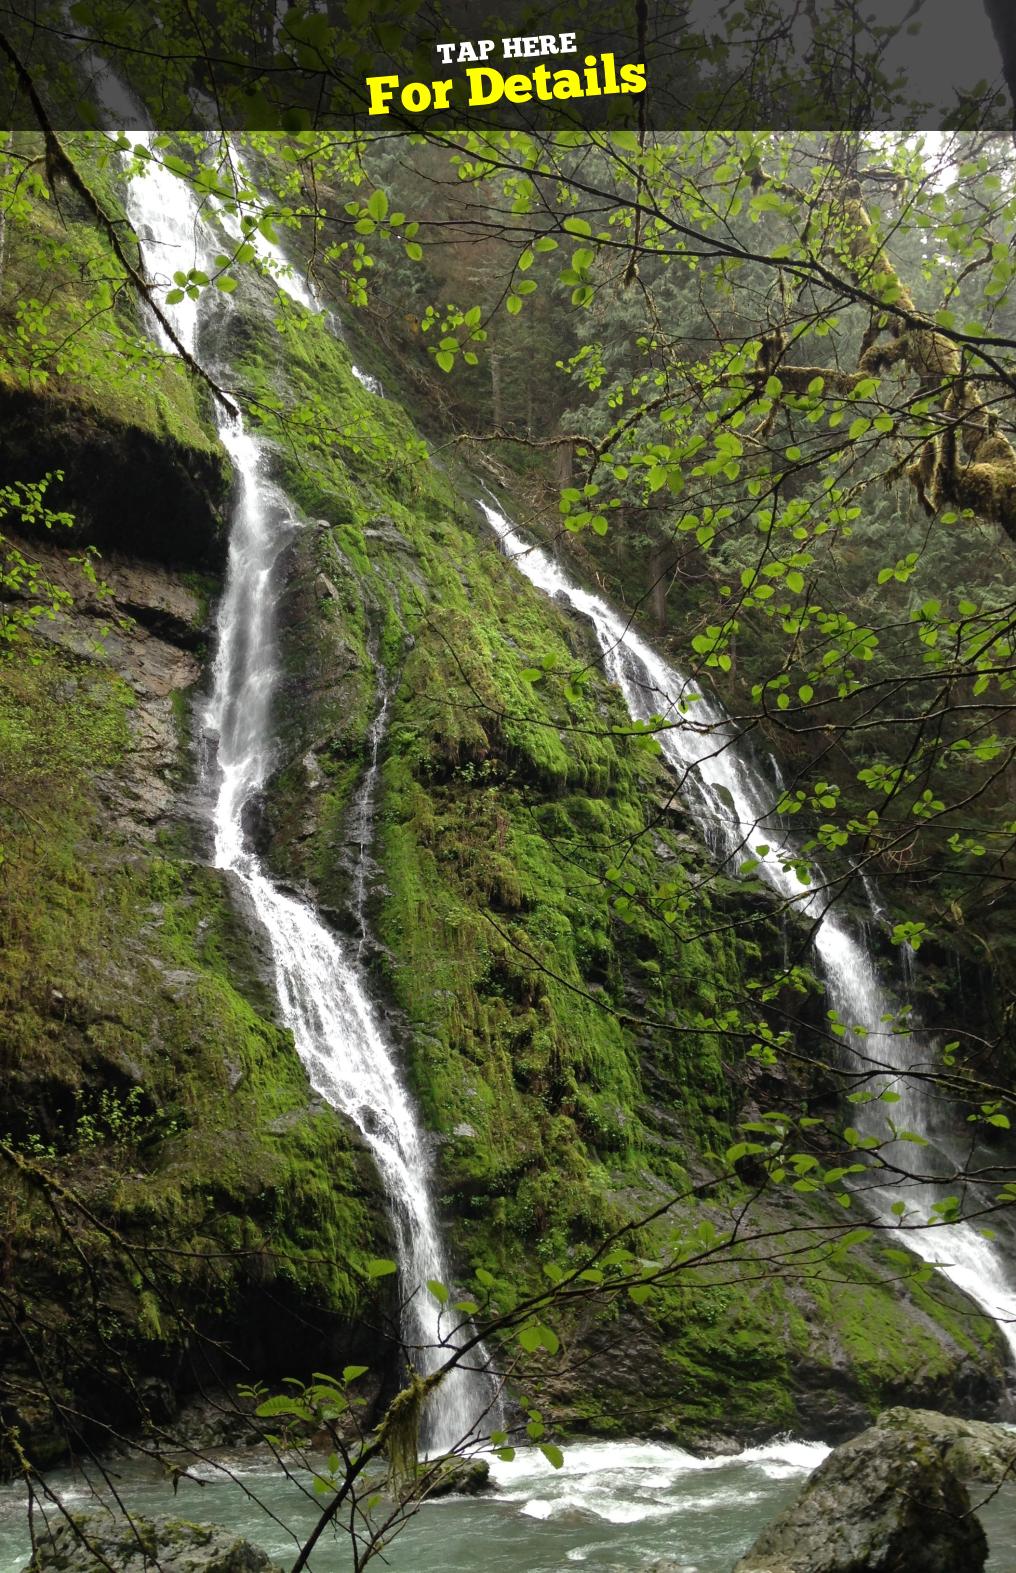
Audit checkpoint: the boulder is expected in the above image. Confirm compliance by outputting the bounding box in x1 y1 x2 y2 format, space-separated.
20 1512 283 1572
875 1405 1016 1483
733 1422 987 1573
421 1453 492 1498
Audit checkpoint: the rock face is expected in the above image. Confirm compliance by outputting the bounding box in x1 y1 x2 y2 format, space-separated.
876 1404 1016 1483
733 1421 987 1573
21 1512 282 1573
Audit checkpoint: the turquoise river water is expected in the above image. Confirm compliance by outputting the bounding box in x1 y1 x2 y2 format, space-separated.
1 1439 1014 1572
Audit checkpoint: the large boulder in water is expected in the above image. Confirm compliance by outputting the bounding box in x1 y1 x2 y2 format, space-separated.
733 1422 987 1573
875 1405 1016 1483
19 1512 283 1572
421 1453 492 1498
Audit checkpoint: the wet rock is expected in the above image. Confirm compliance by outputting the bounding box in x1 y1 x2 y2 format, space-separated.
363 519 416 554
172 1392 264 1451
733 1422 987 1572
20 1511 282 1572
0 385 229 570
875 1405 1016 1483
422 1454 492 1497
601 1562 697 1572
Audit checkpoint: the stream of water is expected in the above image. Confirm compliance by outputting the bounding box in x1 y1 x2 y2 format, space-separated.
2 1437 1015 1573
477 498 1016 1358
119 138 495 1451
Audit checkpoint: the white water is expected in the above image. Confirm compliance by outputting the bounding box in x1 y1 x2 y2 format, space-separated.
488 1437 830 1526
120 139 494 1450
478 498 1016 1359
207 146 318 311
210 151 386 401
352 365 384 395
350 670 393 956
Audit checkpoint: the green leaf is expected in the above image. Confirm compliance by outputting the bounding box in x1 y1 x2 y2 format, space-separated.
367 189 389 222
519 1322 559 1355
215 275 238 293
435 350 455 373
342 1365 368 1382
366 1257 398 1278
539 1442 564 1468
405 241 423 261
428 1279 449 1303
254 1395 314 1421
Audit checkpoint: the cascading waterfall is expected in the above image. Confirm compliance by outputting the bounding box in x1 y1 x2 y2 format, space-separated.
478 497 1016 1359
350 665 394 958
119 137 495 1450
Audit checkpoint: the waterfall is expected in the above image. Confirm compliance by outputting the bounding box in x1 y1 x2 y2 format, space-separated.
119 137 495 1451
350 664 394 959
478 497 1016 1361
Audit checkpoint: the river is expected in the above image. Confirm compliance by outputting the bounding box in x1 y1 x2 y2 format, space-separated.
1 1437 1014 1572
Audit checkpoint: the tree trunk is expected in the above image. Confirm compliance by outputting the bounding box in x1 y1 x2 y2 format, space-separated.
0 133 11 300
983 0 1016 134
490 350 503 430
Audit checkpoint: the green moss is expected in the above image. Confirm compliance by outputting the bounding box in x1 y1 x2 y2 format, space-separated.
0 136 220 457
224 278 1015 1441
7 150 997 1456
0 638 388 1468
805 1249 999 1408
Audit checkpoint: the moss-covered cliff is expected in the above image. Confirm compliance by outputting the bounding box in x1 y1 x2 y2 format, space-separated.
0 159 393 1464
0 136 1008 1472
232 291 1009 1443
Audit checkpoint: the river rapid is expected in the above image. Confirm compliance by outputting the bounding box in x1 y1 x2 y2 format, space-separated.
1 1438 1015 1572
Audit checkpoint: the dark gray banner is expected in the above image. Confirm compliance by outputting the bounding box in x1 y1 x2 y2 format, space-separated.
0 0 1012 130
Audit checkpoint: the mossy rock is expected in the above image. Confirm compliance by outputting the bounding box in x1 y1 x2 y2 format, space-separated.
21 1512 282 1572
